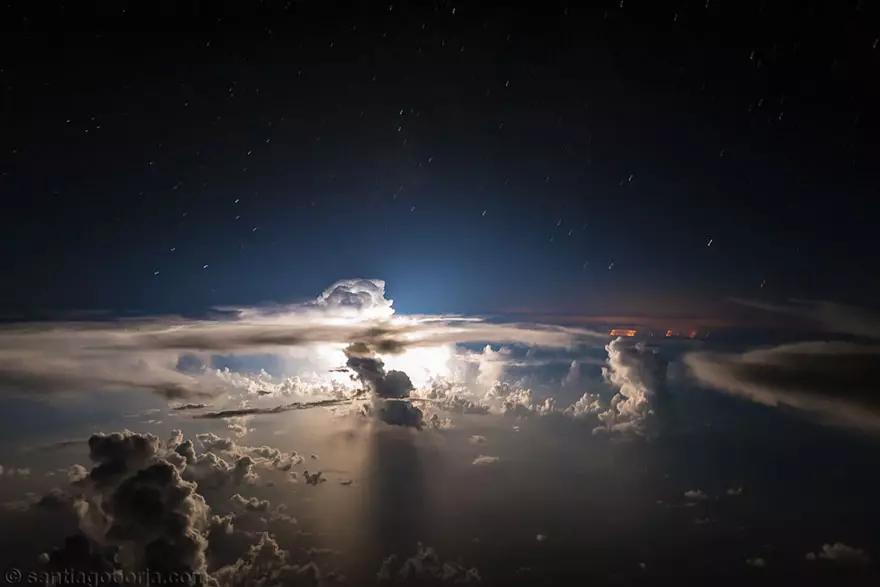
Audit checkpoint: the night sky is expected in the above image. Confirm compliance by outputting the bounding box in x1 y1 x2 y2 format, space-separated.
2 1 878 320
1 4 880 587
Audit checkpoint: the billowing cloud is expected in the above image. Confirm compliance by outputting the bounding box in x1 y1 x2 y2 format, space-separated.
684 341 880 431
565 392 604 419
592 338 669 436
67 465 88 483
213 532 322 586
28 427 335 584
378 543 481 583
68 430 212 573
229 493 270 513
341 341 426 428
225 416 250 438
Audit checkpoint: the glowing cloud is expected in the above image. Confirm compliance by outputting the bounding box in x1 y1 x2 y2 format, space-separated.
0 279 608 409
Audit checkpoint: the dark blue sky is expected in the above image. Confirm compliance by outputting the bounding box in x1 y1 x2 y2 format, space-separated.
1 2 878 321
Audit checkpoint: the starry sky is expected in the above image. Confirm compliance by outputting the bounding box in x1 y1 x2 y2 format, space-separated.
2 6 880 585
1 2 878 321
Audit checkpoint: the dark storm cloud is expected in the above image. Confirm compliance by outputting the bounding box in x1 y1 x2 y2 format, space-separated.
172 403 212 411
684 341 880 431
729 298 880 339
72 431 213 573
373 399 425 429
344 342 415 400
193 398 354 419
342 342 425 428
22 427 333 584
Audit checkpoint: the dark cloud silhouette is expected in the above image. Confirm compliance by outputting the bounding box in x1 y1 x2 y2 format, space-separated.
343 343 423 428
377 543 481 583
193 398 354 420
24 428 336 583
172 403 212 411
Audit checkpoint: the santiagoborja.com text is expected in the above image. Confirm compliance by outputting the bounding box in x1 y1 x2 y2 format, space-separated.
4 567 206 586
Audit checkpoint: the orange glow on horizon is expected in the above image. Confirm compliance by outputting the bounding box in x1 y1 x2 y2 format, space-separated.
609 328 638 337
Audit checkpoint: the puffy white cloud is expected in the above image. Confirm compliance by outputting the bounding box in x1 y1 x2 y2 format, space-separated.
483 381 552 418
683 489 708 500
411 379 490 415
67 465 88 483
475 345 510 388
193 433 304 478
472 456 499 466
565 392 604 418
500 388 536 418
225 416 250 438
0 466 31 478
806 542 871 564
562 360 580 387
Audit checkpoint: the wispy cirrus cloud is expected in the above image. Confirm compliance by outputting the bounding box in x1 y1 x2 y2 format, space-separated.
685 341 880 431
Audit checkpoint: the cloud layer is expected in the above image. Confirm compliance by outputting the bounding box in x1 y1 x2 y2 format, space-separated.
684 341 880 431
0 279 606 403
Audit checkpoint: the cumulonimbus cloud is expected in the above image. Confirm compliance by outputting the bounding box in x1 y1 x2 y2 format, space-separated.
0 278 608 401
684 341 880 431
